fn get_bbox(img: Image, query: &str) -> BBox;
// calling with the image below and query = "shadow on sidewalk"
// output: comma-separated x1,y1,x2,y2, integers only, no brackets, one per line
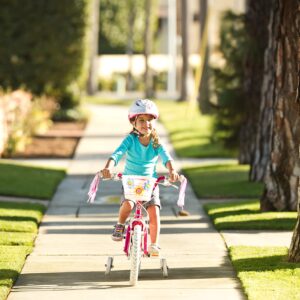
10,264,236,291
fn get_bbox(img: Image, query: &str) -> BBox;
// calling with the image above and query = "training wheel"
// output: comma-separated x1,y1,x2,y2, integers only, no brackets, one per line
160,258,168,278
105,256,114,275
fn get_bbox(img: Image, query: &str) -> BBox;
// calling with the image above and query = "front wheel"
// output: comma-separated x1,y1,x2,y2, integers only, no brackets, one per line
129,225,142,285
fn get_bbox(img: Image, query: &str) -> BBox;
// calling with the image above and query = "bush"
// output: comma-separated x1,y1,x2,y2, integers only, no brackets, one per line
0,90,55,157
0,0,88,97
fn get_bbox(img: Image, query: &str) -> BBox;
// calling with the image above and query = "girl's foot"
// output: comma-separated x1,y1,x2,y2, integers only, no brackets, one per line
111,223,125,241
149,244,160,257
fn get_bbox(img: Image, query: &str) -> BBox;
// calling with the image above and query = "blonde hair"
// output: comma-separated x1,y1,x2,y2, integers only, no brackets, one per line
151,128,160,148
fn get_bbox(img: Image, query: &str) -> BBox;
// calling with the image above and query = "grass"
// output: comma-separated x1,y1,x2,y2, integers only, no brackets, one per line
156,100,236,158
183,163,263,199
0,201,46,300
0,201,46,233
84,96,236,158
84,95,131,106
0,246,32,300
203,200,297,230
0,161,66,199
230,246,300,300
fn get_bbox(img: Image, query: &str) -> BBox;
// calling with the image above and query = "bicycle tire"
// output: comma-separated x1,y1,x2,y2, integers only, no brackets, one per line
105,256,113,276
129,225,142,285
160,258,168,277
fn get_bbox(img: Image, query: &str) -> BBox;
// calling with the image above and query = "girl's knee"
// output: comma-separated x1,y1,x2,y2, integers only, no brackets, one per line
122,199,135,210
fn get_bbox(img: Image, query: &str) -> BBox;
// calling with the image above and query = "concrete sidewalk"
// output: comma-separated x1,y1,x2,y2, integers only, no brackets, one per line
7,105,245,300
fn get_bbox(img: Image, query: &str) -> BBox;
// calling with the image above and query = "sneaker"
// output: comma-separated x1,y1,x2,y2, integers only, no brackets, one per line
148,244,160,257
112,223,125,241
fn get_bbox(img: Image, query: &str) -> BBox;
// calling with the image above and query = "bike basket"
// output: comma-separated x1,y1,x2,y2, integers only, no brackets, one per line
122,175,157,202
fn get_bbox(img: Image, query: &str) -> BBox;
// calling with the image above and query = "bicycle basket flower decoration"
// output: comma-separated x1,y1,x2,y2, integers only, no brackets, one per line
122,175,156,201
134,185,144,196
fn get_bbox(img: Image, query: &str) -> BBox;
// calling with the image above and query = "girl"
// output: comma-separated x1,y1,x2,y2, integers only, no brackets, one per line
101,99,179,257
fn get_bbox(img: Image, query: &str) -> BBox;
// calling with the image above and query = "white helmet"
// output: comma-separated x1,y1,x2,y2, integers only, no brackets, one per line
128,99,159,120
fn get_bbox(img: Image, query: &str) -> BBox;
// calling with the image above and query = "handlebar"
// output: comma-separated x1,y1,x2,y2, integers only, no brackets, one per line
99,171,185,188
88,171,187,208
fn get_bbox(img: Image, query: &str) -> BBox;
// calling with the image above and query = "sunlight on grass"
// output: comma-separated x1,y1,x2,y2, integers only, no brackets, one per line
0,246,32,300
0,161,65,199
84,97,237,158
0,202,45,233
157,100,236,158
204,200,297,230
230,246,300,300
0,202,46,299
183,163,263,198
84,95,132,106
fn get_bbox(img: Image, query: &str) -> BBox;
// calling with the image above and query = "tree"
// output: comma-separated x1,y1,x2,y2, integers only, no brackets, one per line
99,0,145,55
239,0,272,165
144,0,153,98
87,0,100,95
260,0,300,212
211,11,248,150
248,0,278,182
0,0,88,102
125,0,136,91
198,0,211,113
179,0,191,101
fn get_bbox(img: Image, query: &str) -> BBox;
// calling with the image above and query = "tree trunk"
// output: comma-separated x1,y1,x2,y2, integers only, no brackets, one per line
249,0,279,182
238,0,271,164
144,0,153,98
289,183,300,262
87,0,100,95
126,2,136,91
179,0,191,101
261,0,300,212
198,0,211,114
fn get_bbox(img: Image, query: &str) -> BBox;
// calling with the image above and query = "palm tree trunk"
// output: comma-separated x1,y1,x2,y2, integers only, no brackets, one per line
87,0,100,95
144,0,153,98
261,0,300,212
249,0,279,182
238,0,271,165
126,2,136,91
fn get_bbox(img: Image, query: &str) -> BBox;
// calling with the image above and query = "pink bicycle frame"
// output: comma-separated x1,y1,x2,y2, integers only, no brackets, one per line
123,176,165,257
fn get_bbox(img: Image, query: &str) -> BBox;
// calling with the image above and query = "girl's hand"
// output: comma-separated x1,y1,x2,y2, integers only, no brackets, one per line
100,168,113,179
169,170,180,182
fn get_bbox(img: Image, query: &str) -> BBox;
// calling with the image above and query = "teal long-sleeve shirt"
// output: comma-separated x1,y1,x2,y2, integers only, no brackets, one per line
110,133,173,178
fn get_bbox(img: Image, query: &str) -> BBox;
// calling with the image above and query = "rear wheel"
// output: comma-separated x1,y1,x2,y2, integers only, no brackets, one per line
129,225,142,285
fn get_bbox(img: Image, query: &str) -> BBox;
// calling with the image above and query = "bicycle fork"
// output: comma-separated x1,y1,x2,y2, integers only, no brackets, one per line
123,203,149,257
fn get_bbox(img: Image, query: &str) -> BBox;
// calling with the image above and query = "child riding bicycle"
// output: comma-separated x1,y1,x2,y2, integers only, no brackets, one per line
101,99,179,257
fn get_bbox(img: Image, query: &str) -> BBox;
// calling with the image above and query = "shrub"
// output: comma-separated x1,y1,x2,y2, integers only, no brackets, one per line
0,0,88,97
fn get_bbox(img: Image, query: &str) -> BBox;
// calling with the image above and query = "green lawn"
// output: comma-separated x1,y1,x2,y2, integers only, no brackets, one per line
183,163,263,199
0,161,64,300
84,95,131,106
204,200,297,230
230,246,300,300
0,246,32,300
0,161,66,199
156,100,236,158
0,201,46,300
84,96,236,158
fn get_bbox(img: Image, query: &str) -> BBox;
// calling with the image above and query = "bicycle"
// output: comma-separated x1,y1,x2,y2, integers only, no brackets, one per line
87,172,187,286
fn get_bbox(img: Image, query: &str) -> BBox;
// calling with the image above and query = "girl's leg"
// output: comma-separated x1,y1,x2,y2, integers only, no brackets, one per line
147,205,160,244
118,200,134,223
